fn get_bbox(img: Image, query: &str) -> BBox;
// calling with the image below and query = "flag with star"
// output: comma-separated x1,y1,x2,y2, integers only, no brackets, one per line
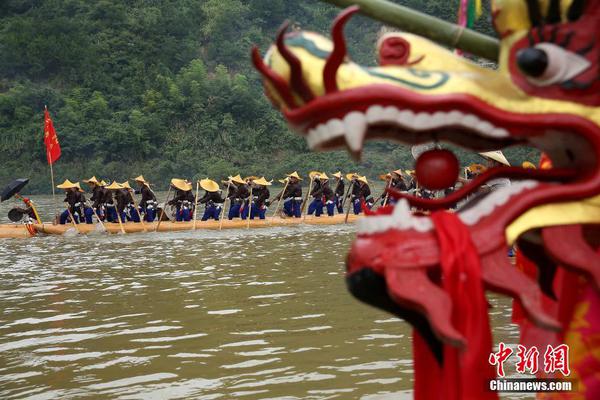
43,107,61,165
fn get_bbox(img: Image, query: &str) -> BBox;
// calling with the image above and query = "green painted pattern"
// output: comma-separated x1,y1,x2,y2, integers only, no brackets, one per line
284,34,449,90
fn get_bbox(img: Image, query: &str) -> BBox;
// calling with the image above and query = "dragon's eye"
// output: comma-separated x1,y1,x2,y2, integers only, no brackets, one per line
516,43,591,86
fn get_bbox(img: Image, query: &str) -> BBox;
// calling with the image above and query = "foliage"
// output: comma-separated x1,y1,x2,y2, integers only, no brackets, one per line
0,0,535,193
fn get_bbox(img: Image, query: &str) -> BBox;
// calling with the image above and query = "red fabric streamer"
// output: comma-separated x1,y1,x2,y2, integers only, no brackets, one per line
43,108,61,165
413,211,497,400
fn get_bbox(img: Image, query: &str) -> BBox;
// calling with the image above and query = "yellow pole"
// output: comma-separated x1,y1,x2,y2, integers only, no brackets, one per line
115,202,126,234
85,200,106,231
270,179,289,224
302,177,316,221
65,206,80,234
344,180,356,223
128,191,146,232
155,185,172,232
219,182,231,231
246,187,253,229
192,181,200,230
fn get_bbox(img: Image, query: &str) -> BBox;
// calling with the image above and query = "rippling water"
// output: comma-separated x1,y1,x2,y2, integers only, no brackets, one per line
0,195,524,399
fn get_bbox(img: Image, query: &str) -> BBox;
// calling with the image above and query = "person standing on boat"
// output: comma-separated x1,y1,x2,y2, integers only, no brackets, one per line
105,182,126,222
332,172,345,214
120,182,141,222
225,175,248,220
320,174,335,216
57,180,92,224
273,171,303,218
198,178,224,221
307,171,325,217
134,175,157,222
168,179,194,222
241,176,258,220
379,169,407,205
83,176,106,220
102,180,118,222
250,177,271,219
350,175,373,215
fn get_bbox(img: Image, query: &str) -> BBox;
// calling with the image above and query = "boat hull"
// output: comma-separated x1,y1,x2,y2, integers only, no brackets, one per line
0,214,359,238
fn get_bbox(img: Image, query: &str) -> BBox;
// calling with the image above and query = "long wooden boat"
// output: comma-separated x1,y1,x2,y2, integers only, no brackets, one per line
0,214,359,238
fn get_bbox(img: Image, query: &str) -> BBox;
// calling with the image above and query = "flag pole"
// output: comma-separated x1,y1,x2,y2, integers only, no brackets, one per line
48,149,57,220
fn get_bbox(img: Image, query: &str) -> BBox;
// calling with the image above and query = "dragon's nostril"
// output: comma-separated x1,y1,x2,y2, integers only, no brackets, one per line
517,47,548,77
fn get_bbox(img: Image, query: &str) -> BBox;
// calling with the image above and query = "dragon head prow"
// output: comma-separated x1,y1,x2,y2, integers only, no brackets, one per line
253,0,600,353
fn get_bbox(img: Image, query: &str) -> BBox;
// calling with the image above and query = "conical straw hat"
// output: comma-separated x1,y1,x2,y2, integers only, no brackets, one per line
171,178,192,191
522,161,536,169
379,173,392,181
357,176,369,184
319,172,329,180
332,171,343,179
224,174,245,185
244,176,259,182
309,171,322,179
105,181,123,190
200,178,220,192
346,172,359,181
391,169,403,176
100,180,108,186
83,176,100,185
253,177,272,186
480,151,510,166
120,181,132,190
74,182,85,192
467,163,487,173
57,179,77,189
134,175,148,184
278,178,289,184
286,171,303,180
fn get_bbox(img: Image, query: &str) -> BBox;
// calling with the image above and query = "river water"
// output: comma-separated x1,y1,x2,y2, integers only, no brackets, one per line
0,194,524,399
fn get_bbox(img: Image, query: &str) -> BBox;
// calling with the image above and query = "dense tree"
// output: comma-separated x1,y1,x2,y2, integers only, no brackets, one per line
0,0,536,193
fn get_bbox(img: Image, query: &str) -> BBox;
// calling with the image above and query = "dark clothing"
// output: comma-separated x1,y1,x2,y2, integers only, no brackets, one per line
199,191,224,204
63,190,86,212
226,185,237,199
352,183,371,200
169,189,195,205
139,185,157,206
90,186,107,208
114,190,128,213
310,180,323,198
321,183,334,201
380,178,407,198
253,187,270,207
333,179,345,196
102,188,114,205
234,184,250,200
275,181,302,200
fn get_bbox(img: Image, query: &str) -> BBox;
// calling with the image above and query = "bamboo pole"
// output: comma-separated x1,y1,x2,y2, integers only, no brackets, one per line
219,182,231,231
85,200,106,232
300,176,314,219
128,191,146,232
344,180,356,223
47,150,58,222
302,177,317,221
246,187,253,229
319,0,499,61
65,206,80,234
155,185,172,232
192,181,200,230
270,179,289,224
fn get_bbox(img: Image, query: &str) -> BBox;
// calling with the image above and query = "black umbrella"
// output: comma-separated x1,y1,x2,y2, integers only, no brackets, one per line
1,178,29,202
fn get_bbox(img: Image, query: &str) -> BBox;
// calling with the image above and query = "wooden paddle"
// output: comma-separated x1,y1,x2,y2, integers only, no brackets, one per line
127,191,146,232
270,178,289,224
155,185,172,232
85,200,106,232
343,180,356,224
192,180,200,230
114,201,126,234
65,205,80,234
246,186,253,229
300,176,314,219
219,181,231,231
302,176,317,221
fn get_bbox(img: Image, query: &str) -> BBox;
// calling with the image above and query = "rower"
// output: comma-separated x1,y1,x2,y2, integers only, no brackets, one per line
134,175,157,222
120,182,141,222
168,179,194,222
102,180,118,222
320,174,335,216
379,169,407,205
105,181,126,223
57,180,91,224
331,171,345,213
83,176,105,220
223,175,248,219
249,177,271,219
480,150,511,191
307,171,325,217
241,176,259,220
273,171,303,218
198,178,224,221
349,175,373,215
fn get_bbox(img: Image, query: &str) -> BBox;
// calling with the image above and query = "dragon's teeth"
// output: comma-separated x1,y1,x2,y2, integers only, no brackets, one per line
344,111,367,153
326,118,345,138
366,105,385,123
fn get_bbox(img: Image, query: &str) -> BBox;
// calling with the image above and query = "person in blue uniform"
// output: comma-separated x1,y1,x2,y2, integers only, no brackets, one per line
321,175,335,216
120,182,141,222
57,180,92,224
307,171,325,217
241,176,259,220
348,175,373,215
273,171,303,218
105,181,127,222
83,176,106,221
198,178,224,221
331,172,345,213
224,174,248,220
379,169,407,206
168,178,194,222
249,177,271,219
134,175,157,222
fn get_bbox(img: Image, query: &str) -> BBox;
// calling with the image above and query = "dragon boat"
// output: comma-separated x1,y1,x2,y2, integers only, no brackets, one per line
0,214,360,238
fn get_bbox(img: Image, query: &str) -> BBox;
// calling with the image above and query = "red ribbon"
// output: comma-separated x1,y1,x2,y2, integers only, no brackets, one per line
414,211,497,400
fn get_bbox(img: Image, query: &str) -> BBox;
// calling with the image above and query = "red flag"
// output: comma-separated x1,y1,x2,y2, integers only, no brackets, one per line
43,108,61,165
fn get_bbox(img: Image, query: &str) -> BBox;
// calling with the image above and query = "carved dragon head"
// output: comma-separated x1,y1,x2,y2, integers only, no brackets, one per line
253,0,600,355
